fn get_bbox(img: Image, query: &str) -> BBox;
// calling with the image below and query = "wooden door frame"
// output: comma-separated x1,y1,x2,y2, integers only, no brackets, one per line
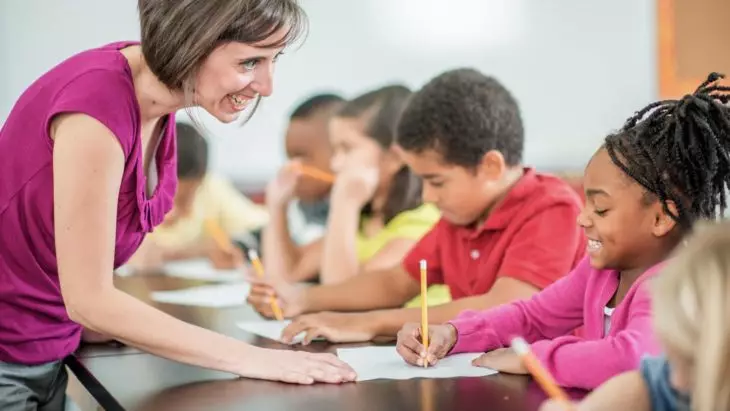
657,0,703,98
657,0,730,219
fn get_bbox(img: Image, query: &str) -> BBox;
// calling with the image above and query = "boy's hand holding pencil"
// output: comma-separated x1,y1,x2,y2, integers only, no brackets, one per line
205,238,244,269
246,250,286,321
246,275,307,319
203,219,245,270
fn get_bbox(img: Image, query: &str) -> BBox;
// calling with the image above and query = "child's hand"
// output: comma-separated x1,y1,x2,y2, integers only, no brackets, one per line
539,399,579,411
205,240,244,269
280,312,378,344
331,164,379,207
246,277,306,319
471,347,528,374
396,323,457,366
265,161,302,208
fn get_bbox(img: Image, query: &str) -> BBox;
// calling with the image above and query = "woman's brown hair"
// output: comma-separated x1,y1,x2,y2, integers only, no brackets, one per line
138,0,307,97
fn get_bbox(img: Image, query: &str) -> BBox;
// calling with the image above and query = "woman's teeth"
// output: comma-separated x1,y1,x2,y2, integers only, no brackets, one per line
228,94,248,110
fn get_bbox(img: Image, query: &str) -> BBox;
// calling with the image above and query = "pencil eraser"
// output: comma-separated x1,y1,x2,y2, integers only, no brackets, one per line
247,249,259,260
419,260,427,270
510,337,529,355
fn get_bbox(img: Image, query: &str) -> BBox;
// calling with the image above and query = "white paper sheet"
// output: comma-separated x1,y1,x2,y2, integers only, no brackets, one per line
114,265,134,277
161,259,246,282
236,320,326,344
150,283,251,307
336,346,498,381
237,320,292,342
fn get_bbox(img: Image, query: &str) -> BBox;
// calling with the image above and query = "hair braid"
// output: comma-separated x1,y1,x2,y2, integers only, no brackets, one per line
604,72,730,227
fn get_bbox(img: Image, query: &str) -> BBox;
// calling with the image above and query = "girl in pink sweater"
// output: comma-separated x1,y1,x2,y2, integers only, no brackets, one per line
395,73,730,389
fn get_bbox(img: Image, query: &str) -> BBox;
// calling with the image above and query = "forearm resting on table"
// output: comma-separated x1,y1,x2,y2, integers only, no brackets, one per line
67,287,250,375
305,266,419,313
372,276,539,337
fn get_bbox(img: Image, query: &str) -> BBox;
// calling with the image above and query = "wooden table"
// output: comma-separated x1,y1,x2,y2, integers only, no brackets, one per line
69,275,582,411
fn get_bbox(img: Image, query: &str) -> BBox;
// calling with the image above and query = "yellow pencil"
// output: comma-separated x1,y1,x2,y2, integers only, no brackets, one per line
420,259,429,368
511,337,575,410
247,249,284,321
290,163,335,184
203,219,235,254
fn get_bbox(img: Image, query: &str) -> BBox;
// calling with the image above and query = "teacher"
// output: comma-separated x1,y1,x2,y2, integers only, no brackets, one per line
0,0,355,409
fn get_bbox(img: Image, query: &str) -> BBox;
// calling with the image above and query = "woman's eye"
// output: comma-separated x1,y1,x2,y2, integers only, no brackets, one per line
241,59,258,71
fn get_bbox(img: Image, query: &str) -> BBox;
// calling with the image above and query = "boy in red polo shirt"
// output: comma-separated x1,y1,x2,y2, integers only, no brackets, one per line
248,68,586,343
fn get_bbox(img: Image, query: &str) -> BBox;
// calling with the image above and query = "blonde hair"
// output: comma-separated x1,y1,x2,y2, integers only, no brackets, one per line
652,220,730,411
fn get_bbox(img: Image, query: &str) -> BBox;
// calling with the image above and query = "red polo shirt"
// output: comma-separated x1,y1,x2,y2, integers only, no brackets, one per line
403,168,586,299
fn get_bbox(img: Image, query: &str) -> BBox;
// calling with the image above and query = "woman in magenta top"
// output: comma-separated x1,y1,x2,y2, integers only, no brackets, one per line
0,1,354,408
394,73,730,389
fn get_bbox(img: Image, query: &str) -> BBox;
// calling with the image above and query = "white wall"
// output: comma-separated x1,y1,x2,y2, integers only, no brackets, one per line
1,0,656,183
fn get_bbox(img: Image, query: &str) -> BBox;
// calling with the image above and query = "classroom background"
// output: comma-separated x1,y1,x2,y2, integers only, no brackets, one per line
5,0,727,200
2,0,680,193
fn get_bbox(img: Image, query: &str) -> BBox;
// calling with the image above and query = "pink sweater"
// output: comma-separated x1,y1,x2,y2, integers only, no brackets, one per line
448,256,664,389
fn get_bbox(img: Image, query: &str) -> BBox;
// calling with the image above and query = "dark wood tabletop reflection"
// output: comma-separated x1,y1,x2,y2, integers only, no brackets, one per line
71,274,586,411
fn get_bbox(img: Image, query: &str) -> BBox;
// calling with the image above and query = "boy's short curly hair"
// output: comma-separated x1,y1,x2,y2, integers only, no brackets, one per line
396,68,524,168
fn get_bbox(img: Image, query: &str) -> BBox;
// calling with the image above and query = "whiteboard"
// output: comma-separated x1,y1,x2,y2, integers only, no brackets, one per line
0,0,656,180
